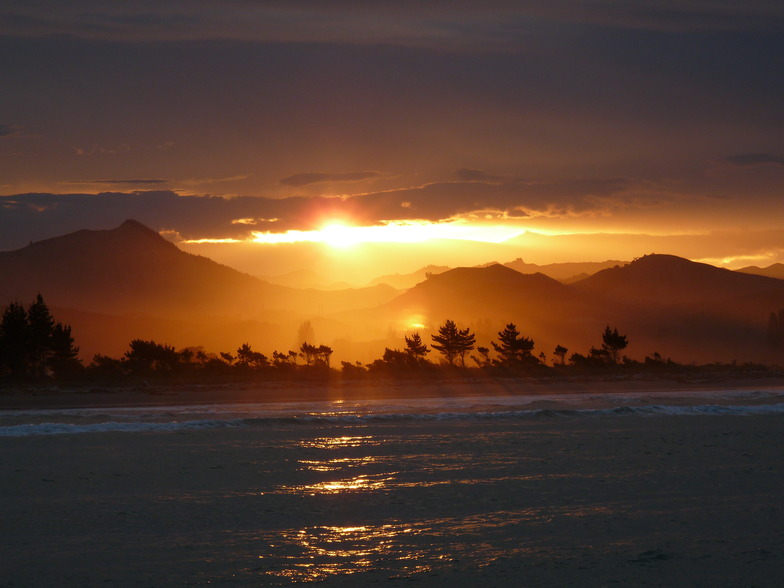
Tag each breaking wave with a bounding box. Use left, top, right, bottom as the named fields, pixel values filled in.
left=2, top=403, right=783, bottom=437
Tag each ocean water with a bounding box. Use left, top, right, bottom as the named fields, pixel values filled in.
left=2, top=387, right=783, bottom=437
left=2, top=388, right=784, bottom=586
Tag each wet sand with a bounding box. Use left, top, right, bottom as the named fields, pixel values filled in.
left=2, top=411, right=783, bottom=586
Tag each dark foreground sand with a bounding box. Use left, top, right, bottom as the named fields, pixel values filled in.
left=2, top=408, right=783, bottom=586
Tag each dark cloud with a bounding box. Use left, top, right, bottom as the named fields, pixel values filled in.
left=453, top=168, right=505, bottom=182
left=0, top=178, right=639, bottom=249
left=64, top=179, right=170, bottom=185
left=0, top=124, right=18, bottom=137
left=3, top=2, right=782, bottom=48
left=726, top=153, right=784, bottom=166
left=280, top=172, right=382, bottom=187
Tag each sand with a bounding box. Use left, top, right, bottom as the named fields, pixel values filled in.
left=2, top=403, right=784, bottom=586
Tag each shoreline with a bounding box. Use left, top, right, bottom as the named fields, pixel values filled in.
left=1, top=371, right=783, bottom=411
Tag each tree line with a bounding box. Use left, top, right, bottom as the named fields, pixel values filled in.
left=0, top=295, right=672, bottom=384
left=0, top=295, right=81, bottom=380
left=5, top=295, right=779, bottom=385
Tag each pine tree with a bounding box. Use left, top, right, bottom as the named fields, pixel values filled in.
left=553, top=345, right=568, bottom=366
left=27, top=294, right=55, bottom=377
left=0, top=302, right=29, bottom=377
left=404, top=332, right=430, bottom=365
left=431, top=320, right=476, bottom=366
left=491, top=323, right=534, bottom=365
left=48, top=322, right=81, bottom=378
left=0, top=296, right=81, bottom=379
left=601, top=326, right=628, bottom=364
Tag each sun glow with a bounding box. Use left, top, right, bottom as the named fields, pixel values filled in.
left=250, top=220, right=524, bottom=247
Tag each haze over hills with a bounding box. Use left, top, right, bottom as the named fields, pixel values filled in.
left=737, top=263, right=784, bottom=280
left=264, top=269, right=354, bottom=291
left=2, top=221, right=784, bottom=364
left=374, top=264, right=612, bottom=359
left=502, top=258, right=627, bottom=283
left=0, top=220, right=397, bottom=358
left=374, top=256, right=784, bottom=363
left=365, top=259, right=626, bottom=290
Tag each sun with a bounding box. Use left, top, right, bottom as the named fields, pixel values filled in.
left=318, top=222, right=358, bottom=248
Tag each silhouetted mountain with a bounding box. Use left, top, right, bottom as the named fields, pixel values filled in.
left=359, top=256, right=784, bottom=364
left=573, top=254, right=784, bottom=309
left=4, top=223, right=783, bottom=364
left=737, top=263, right=784, bottom=280
left=503, top=258, right=627, bottom=282
left=367, top=259, right=625, bottom=290
left=0, top=220, right=398, bottom=357
left=571, top=254, right=784, bottom=361
left=0, top=219, right=277, bottom=316
left=367, top=265, right=451, bottom=289
left=373, top=264, right=610, bottom=357
left=264, top=268, right=353, bottom=290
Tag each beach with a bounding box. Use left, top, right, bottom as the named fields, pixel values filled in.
left=1, top=384, right=784, bottom=586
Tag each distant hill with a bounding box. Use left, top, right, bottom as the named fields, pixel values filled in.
left=0, top=220, right=398, bottom=358
left=367, top=255, right=784, bottom=363
left=737, top=263, right=784, bottom=280
left=367, top=259, right=624, bottom=290
left=264, top=268, right=354, bottom=290
left=0, top=220, right=274, bottom=317
left=3, top=223, right=783, bottom=364
left=570, top=254, right=784, bottom=361
left=572, top=254, right=784, bottom=310
left=374, top=264, right=611, bottom=357
left=503, top=258, right=627, bottom=282
left=367, top=265, right=451, bottom=289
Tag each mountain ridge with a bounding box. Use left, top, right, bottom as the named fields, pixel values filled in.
left=3, top=222, right=784, bottom=364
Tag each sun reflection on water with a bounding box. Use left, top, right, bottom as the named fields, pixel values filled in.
left=259, top=524, right=427, bottom=582
left=298, top=456, right=377, bottom=472
left=296, top=473, right=396, bottom=495
left=298, top=436, right=375, bottom=449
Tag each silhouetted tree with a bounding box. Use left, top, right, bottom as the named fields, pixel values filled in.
left=601, top=326, right=628, bottom=364
left=381, top=347, right=410, bottom=367
left=404, top=332, right=430, bottom=365
left=588, top=346, right=610, bottom=363
left=125, top=339, right=179, bottom=375
left=48, top=322, right=81, bottom=379
left=27, top=294, right=55, bottom=377
left=0, top=302, right=30, bottom=377
left=299, top=342, right=319, bottom=366
left=0, top=296, right=81, bottom=379
left=491, top=323, right=534, bottom=366
left=431, top=320, right=475, bottom=366
left=272, top=350, right=297, bottom=369
left=89, top=354, right=125, bottom=379
left=316, top=344, right=333, bottom=368
left=236, top=343, right=269, bottom=369
left=341, top=360, right=366, bottom=376
left=553, top=345, right=568, bottom=366
left=472, top=346, right=491, bottom=367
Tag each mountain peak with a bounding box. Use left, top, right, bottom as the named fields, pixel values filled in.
left=574, top=253, right=784, bottom=305
left=118, top=218, right=156, bottom=232
left=114, top=219, right=170, bottom=242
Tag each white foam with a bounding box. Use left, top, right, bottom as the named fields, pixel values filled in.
left=2, top=402, right=783, bottom=437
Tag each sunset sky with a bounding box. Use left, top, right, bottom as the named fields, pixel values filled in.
left=2, top=1, right=783, bottom=283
